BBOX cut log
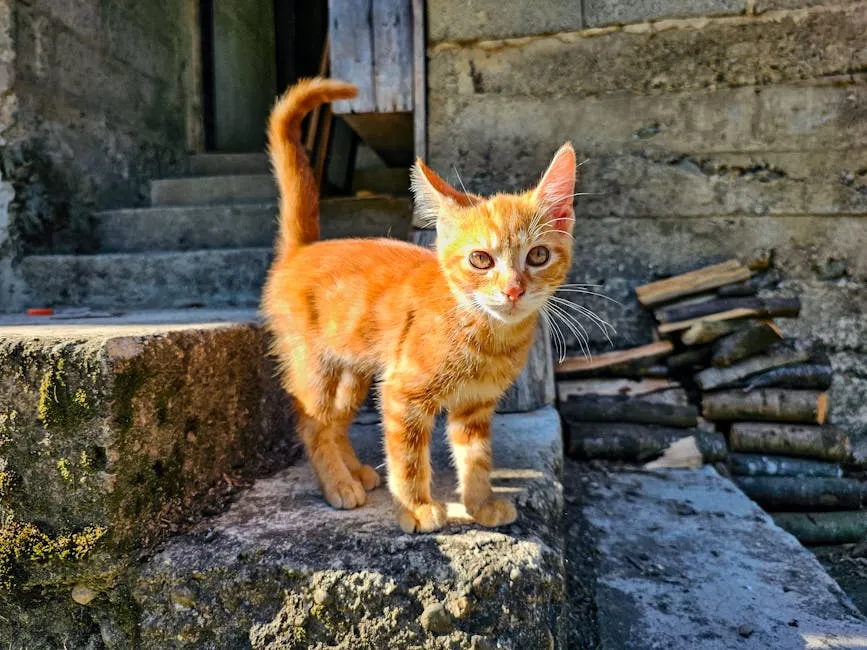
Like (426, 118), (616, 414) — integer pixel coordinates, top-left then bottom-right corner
(560, 389), (699, 427)
(635, 260), (751, 308)
(734, 476), (866, 511)
(702, 390), (828, 424)
(728, 422), (849, 461)
(556, 378), (679, 402)
(656, 297), (801, 325)
(744, 363), (834, 392)
(644, 432), (728, 468)
(555, 341), (674, 377)
(666, 347), (712, 371)
(711, 322), (784, 367)
(566, 423), (724, 462)
(729, 453), (843, 478)
(695, 346), (811, 391)
(680, 320), (744, 346)
(771, 511), (867, 545)
(716, 270), (781, 298)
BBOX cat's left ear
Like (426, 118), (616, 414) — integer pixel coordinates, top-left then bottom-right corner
(532, 143), (577, 236)
(411, 159), (477, 227)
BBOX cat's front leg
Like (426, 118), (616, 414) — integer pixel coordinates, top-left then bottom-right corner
(447, 401), (517, 528)
(381, 385), (447, 533)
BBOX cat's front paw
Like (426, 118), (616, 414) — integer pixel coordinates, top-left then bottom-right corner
(321, 476), (367, 509)
(352, 464), (382, 491)
(467, 497), (517, 528)
(395, 501), (448, 533)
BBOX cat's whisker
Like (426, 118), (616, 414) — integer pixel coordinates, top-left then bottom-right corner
(540, 305), (568, 363)
(578, 158), (590, 167)
(452, 165), (479, 206)
(548, 296), (616, 347)
(555, 287), (624, 306)
(539, 308), (565, 363)
(548, 295), (617, 334)
(547, 300), (592, 361)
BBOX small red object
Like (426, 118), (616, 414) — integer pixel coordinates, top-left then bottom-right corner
(27, 308), (54, 316)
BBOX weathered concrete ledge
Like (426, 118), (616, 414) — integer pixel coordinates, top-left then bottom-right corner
(583, 466), (867, 648)
(0, 308), (294, 640)
(134, 408), (565, 649)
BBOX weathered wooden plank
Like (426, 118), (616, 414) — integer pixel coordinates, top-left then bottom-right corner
(695, 346), (811, 391)
(635, 260), (750, 307)
(557, 378), (679, 402)
(711, 322), (784, 367)
(656, 297), (801, 325)
(560, 388), (699, 427)
(555, 341), (674, 376)
(329, 0), (413, 115)
(412, 0), (426, 160)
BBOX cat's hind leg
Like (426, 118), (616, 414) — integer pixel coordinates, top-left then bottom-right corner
(287, 354), (368, 510)
(331, 369), (381, 491)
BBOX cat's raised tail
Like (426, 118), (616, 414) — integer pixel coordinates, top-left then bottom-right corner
(268, 78), (358, 256)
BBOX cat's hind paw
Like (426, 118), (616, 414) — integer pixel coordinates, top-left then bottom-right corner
(467, 497), (517, 528)
(395, 501), (447, 533)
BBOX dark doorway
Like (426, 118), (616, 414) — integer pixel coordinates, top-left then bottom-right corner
(199, 0), (329, 153)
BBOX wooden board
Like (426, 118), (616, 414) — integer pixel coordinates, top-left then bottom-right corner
(555, 341), (674, 376)
(557, 378), (679, 402)
(635, 260), (751, 308)
(659, 307), (786, 335)
(329, 0), (413, 115)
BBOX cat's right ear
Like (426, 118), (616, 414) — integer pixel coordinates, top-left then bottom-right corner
(411, 159), (476, 227)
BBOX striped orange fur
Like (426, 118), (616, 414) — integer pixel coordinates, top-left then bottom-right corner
(261, 78), (577, 533)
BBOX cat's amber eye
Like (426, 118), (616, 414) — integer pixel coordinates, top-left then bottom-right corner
(468, 251), (494, 270)
(527, 246), (550, 267)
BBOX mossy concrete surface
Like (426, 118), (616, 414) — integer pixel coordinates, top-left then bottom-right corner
(0, 309), (295, 647)
(134, 408), (565, 649)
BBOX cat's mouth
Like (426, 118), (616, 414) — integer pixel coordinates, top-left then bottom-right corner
(476, 295), (541, 324)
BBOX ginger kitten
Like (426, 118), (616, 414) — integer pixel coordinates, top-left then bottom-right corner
(261, 78), (576, 533)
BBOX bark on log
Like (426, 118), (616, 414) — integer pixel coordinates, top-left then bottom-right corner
(695, 347), (811, 391)
(702, 390), (828, 424)
(771, 511), (867, 545)
(744, 363), (834, 392)
(560, 389), (699, 427)
(658, 308), (787, 336)
(635, 260), (751, 307)
(716, 270), (781, 298)
(734, 476), (865, 511)
(557, 378), (679, 401)
(566, 422), (725, 462)
(656, 297), (801, 325)
(711, 322), (784, 367)
(555, 341), (674, 377)
(728, 422), (849, 461)
(666, 346), (712, 371)
(681, 320), (744, 346)
(729, 453), (843, 478)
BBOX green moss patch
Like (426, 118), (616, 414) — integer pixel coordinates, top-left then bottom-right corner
(37, 358), (99, 431)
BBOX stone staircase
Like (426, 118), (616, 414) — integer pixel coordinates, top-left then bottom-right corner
(18, 154), (412, 310)
(3, 155), (867, 648)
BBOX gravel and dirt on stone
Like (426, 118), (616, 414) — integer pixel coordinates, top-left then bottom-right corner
(562, 457), (603, 649)
(813, 544), (867, 617)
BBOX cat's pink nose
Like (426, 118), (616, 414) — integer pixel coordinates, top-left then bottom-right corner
(503, 284), (525, 304)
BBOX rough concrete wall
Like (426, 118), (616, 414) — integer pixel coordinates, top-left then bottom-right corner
(0, 0), (198, 276)
(427, 0), (867, 438)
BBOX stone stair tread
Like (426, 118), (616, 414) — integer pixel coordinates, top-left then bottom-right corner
(134, 407), (565, 648)
(93, 196), (412, 253)
(20, 248), (273, 310)
(189, 153), (269, 176)
(583, 466), (867, 649)
(150, 174), (276, 206)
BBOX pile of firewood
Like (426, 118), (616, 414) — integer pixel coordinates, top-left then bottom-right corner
(557, 259), (865, 543)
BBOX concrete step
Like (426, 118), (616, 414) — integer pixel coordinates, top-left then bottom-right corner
(94, 196), (412, 253)
(134, 407), (565, 648)
(189, 153), (269, 176)
(582, 465), (867, 649)
(20, 248), (272, 310)
(0, 309), (295, 648)
(151, 174), (276, 206)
